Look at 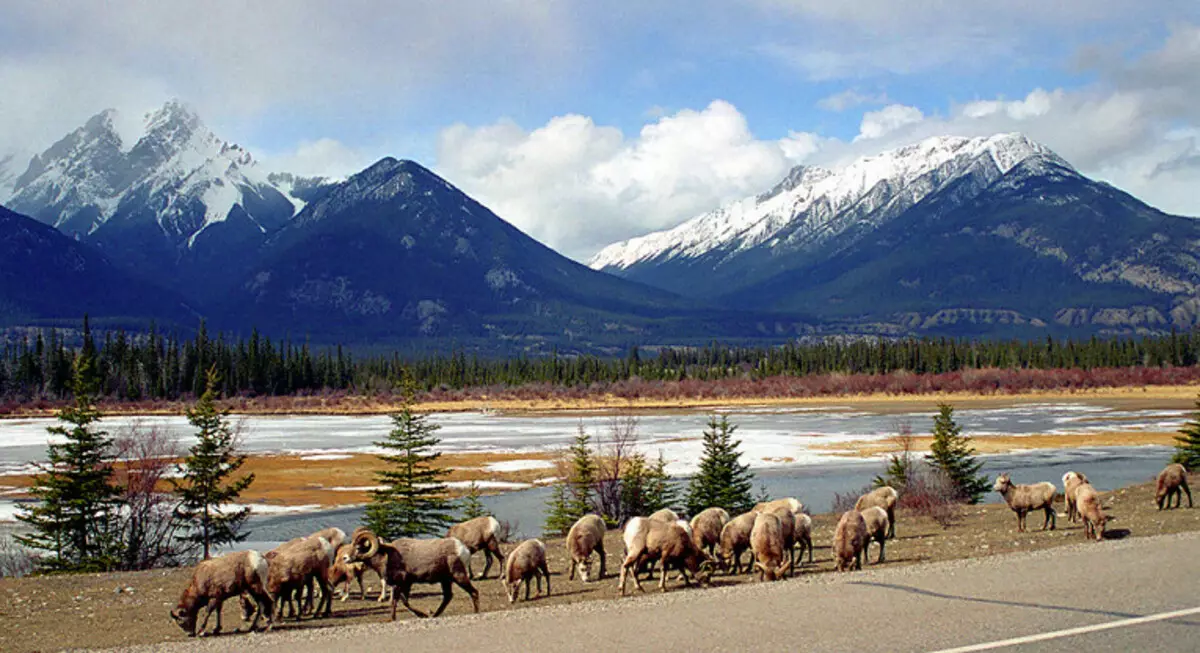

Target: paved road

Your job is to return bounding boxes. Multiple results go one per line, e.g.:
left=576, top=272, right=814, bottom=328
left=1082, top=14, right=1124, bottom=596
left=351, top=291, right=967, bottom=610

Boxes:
left=122, top=531, right=1200, bottom=653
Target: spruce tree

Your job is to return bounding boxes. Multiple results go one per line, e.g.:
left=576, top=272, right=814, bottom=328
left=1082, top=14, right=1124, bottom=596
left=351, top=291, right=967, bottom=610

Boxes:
left=362, top=386, right=456, bottom=539
left=175, top=368, right=255, bottom=559
left=16, top=334, right=123, bottom=572
left=459, top=481, right=488, bottom=520
left=619, top=454, right=649, bottom=519
left=643, top=451, right=677, bottom=514
left=685, top=415, right=755, bottom=515
left=566, top=425, right=595, bottom=518
left=542, top=483, right=574, bottom=536
left=925, top=403, right=989, bottom=504
left=1171, top=394, right=1200, bottom=470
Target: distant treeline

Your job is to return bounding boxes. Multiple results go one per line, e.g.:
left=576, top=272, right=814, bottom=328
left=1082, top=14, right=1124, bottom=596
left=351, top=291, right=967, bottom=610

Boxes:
left=2, top=320, right=1200, bottom=402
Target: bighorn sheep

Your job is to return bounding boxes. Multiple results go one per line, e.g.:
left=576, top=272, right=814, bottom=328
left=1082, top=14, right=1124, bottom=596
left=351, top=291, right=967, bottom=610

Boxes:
left=502, top=539, right=551, bottom=603
left=247, top=535, right=335, bottom=622
left=648, top=508, right=680, bottom=523
left=619, top=518, right=714, bottom=595
left=689, top=507, right=730, bottom=557
left=447, top=515, right=506, bottom=579
left=832, top=510, right=867, bottom=572
left=855, top=487, right=898, bottom=539
left=753, top=498, right=804, bottom=515
left=329, top=529, right=390, bottom=602
left=993, top=473, right=1057, bottom=532
left=1062, top=472, right=1089, bottom=523
left=566, top=514, right=607, bottom=582
left=794, top=513, right=814, bottom=566
left=749, top=511, right=792, bottom=581
left=759, top=505, right=797, bottom=575
left=718, top=511, right=758, bottom=574
left=861, top=506, right=889, bottom=564
left=1156, top=463, right=1192, bottom=510
left=1074, top=483, right=1107, bottom=541
left=171, top=550, right=274, bottom=637
left=351, top=529, right=480, bottom=620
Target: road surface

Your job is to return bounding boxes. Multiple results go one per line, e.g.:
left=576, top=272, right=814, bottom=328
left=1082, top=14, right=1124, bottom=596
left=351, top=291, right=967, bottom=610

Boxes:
left=117, top=530, right=1200, bottom=653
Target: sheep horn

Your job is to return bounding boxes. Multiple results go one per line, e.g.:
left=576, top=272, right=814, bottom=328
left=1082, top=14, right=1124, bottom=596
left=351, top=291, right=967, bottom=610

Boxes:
left=778, top=560, right=793, bottom=576
left=753, top=561, right=766, bottom=574
left=353, top=529, right=380, bottom=559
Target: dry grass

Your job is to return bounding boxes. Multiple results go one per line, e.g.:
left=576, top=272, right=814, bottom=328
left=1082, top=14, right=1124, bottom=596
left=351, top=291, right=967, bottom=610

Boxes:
left=813, top=430, right=1182, bottom=458
left=0, top=475, right=1197, bottom=653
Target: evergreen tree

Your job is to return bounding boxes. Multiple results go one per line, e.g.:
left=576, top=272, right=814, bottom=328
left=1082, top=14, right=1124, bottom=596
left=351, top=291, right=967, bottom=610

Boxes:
left=874, top=423, right=916, bottom=490
left=16, top=340, right=123, bottom=572
left=542, top=483, right=574, bottom=536
left=362, top=385, right=456, bottom=539
left=925, top=403, right=990, bottom=504
left=643, top=451, right=677, bottom=514
left=175, top=368, right=255, bottom=559
left=1171, top=394, right=1200, bottom=469
left=618, top=454, right=649, bottom=519
left=566, top=425, right=596, bottom=518
left=685, top=415, right=755, bottom=515
left=459, top=481, right=488, bottom=520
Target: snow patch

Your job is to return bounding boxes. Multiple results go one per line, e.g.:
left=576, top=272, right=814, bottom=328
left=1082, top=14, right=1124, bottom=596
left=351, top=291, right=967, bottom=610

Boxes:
left=483, top=459, right=556, bottom=472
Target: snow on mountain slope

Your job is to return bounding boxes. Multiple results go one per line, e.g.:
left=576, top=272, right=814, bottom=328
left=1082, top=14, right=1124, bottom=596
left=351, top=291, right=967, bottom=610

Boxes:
left=6, top=100, right=300, bottom=246
left=0, top=150, right=33, bottom=201
left=589, top=133, right=1069, bottom=272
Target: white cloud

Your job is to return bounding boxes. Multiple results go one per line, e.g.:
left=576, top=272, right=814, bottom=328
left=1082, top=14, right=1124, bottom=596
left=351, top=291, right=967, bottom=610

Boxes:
left=258, top=138, right=374, bottom=180
left=856, top=104, right=925, bottom=141
left=817, top=89, right=889, bottom=112
left=436, top=101, right=797, bottom=260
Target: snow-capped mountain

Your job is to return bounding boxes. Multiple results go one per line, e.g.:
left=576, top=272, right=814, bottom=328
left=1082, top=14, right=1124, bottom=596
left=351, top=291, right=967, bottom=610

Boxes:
left=590, top=133, right=1070, bottom=294
left=7, top=100, right=300, bottom=243
left=0, top=150, right=32, bottom=200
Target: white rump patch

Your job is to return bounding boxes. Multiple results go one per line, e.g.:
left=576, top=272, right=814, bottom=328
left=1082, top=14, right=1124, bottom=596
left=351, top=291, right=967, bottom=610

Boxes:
left=247, top=550, right=269, bottom=588
left=486, top=516, right=501, bottom=538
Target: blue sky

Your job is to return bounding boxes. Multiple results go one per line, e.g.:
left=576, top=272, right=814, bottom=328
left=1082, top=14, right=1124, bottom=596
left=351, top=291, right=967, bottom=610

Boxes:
left=1, top=1, right=1198, bottom=259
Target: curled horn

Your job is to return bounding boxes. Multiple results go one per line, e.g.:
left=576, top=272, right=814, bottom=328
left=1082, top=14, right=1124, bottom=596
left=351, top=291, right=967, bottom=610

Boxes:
left=778, top=559, right=793, bottom=577
left=753, top=561, right=766, bottom=574
left=353, top=529, right=381, bottom=559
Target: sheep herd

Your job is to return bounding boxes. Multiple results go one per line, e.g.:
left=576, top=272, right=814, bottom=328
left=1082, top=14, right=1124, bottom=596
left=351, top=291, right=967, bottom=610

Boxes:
left=170, top=462, right=1193, bottom=638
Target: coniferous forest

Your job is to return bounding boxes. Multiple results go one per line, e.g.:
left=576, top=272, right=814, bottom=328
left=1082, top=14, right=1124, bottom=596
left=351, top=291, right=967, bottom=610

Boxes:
left=2, top=320, right=1200, bottom=405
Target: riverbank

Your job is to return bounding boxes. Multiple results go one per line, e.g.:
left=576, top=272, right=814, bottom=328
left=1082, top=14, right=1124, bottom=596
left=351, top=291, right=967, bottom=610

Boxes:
left=3, top=383, right=1198, bottom=419
left=1, top=475, right=1196, bottom=653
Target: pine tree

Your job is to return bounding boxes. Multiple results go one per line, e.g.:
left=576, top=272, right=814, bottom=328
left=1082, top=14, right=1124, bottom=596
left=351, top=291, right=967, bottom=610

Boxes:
left=1172, top=394, right=1200, bottom=469
left=542, top=483, right=574, bottom=536
left=566, top=425, right=595, bottom=518
left=685, top=415, right=755, bottom=515
left=459, top=481, right=488, bottom=520
left=362, top=385, right=456, bottom=539
left=925, top=403, right=990, bottom=504
left=643, top=451, right=677, bottom=514
left=174, top=368, right=255, bottom=559
left=619, top=454, right=649, bottom=519
left=16, top=337, right=123, bottom=572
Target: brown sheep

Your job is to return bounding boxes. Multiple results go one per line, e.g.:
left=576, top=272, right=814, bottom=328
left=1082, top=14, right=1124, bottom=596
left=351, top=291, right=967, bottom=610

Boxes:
left=351, top=529, right=480, bottom=620
left=171, top=550, right=273, bottom=637
left=993, top=473, right=1057, bottom=532
left=832, top=510, right=867, bottom=572
left=247, top=535, right=335, bottom=622
left=749, top=511, right=792, bottom=581
left=1062, top=472, right=1089, bottom=523
left=1156, top=463, right=1192, bottom=510
left=854, top=487, right=898, bottom=539
left=690, top=507, right=731, bottom=558
left=502, top=539, right=551, bottom=603
left=619, top=519, right=714, bottom=595
left=794, top=513, right=814, bottom=566
left=1074, top=483, right=1107, bottom=541
left=566, top=514, right=607, bottom=582
left=447, top=515, right=506, bottom=579
left=718, top=511, right=758, bottom=574
left=861, top=506, right=889, bottom=564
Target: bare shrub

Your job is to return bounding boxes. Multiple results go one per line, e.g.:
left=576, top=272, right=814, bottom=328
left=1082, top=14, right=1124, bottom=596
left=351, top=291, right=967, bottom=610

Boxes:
left=0, top=533, right=36, bottom=577
left=831, top=486, right=871, bottom=514
left=593, top=412, right=639, bottom=524
left=110, top=420, right=195, bottom=569
left=898, top=467, right=962, bottom=529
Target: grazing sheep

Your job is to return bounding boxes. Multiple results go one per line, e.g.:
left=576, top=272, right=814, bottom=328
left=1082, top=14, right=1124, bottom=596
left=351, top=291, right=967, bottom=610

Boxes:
left=1156, top=463, right=1192, bottom=510
left=832, top=510, right=867, bottom=572
left=1074, top=483, right=1107, bottom=541
left=502, top=539, right=551, bottom=603
left=794, top=513, right=814, bottom=566
left=854, top=487, right=898, bottom=539
left=689, top=507, right=731, bottom=557
left=351, top=529, right=480, bottom=620
left=619, top=519, right=714, bottom=595
left=1062, top=472, right=1089, bottom=523
left=993, top=473, right=1057, bottom=532
left=718, top=511, right=758, bottom=574
left=749, top=512, right=792, bottom=581
left=248, top=535, right=335, bottom=622
left=861, top=506, right=889, bottom=564
left=648, top=508, right=680, bottom=523
left=753, top=498, right=804, bottom=515
left=566, top=514, right=607, bottom=582
left=171, top=550, right=274, bottom=637
left=762, top=505, right=797, bottom=575
left=447, top=515, right=506, bottom=579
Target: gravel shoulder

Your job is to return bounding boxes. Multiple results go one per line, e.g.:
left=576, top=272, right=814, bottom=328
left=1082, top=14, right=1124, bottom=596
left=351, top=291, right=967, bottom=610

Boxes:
left=2, top=476, right=1198, bottom=653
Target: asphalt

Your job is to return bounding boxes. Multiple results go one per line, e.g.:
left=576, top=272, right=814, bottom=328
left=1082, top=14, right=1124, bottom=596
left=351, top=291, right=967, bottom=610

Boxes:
left=113, top=530, right=1200, bottom=653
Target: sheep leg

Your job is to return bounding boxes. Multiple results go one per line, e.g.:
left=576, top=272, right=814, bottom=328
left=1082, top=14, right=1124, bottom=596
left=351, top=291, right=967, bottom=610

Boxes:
left=198, top=601, right=218, bottom=636
left=540, top=562, right=551, bottom=597
left=1017, top=509, right=1027, bottom=532
left=453, top=569, right=481, bottom=614
left=678, top=565, right=692, bottom=587
left=1043, top=505, right=1056, bottom=531
left=658, top=563, right=669, bottom=592
left=477, top=549, right=492, bottom=580
left=315, top=575, right=333, bottom=618
left=1184, top=482, right=1193, bottom=508
left=394, top=584, right=427, bottom=620
left=877, top=539, right=886, bottom=564
left=806, top=536, right=814, bottom=564
left=597, top=543, right=607, bottom=579
left=377, top=574, right=390, bottom=603
left=212, top=599, right=224, bottom=635
left=887, top=508, right=896, bottom=539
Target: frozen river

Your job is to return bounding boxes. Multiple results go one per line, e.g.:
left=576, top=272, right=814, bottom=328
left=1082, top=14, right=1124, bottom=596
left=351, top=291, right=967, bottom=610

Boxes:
left=0, top=402, right=1188, bottom=476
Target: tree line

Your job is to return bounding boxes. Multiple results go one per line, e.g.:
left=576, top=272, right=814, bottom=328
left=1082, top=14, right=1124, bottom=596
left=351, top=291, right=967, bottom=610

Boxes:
left=3, top=322, right=1200, bottom=402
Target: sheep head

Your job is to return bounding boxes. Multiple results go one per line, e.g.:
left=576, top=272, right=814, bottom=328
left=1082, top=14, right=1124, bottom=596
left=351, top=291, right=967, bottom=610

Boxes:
left=169, top=606, right=197, bottom=637
left=577, top=554, right=594, bottom=582
left=993, top=473, right=1012, bottom=494
left=753, top=559, right=792, bottom=582
left=352, top=529, right=381, bottom=561
left=695, top=557, right=715, bottom=586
